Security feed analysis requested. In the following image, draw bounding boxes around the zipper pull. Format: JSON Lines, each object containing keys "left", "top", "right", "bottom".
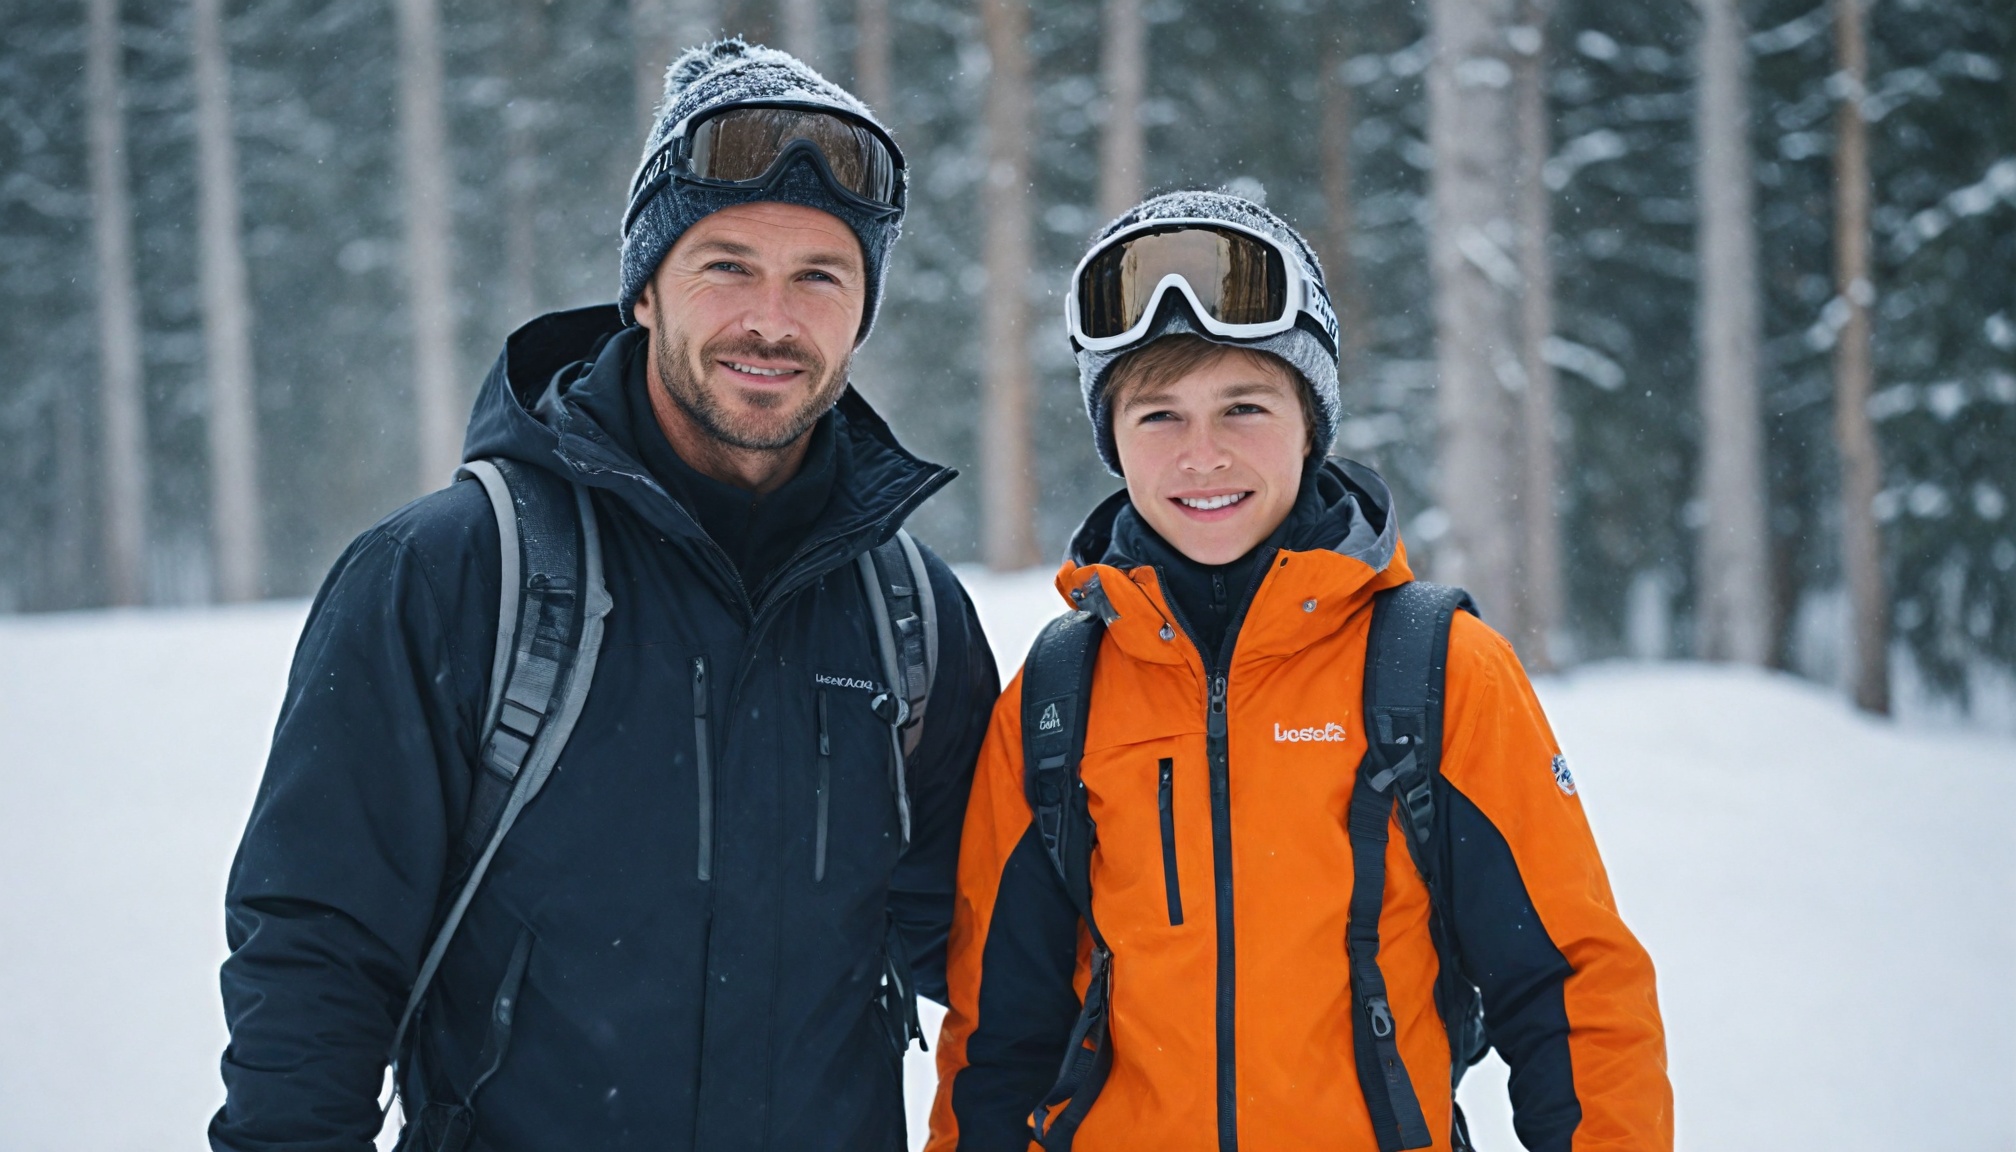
{"left": 692, "top": 656, "right": 708, "bottom": 717}
{"left": 1158, "top": 759, "right": 1173, "bottom": 810}
{"left": 1207, "top": 675, "right": 1227, "bottom": 739}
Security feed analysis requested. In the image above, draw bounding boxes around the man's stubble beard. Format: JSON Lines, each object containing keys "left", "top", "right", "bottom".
{"left": 653, "top": 324, "right": 851, "bottom": 452}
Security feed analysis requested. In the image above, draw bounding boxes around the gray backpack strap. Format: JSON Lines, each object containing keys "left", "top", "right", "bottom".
{"left": 386, "top": 458, "right": 612, "bottom": 1068}
{"left": 857, "top": 528, "right": 937, "bottom": 844}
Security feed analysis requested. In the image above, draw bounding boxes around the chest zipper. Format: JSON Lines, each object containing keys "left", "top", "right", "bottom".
{"left": 1205, "top": 671, "right": 1238, "bottom": 1151}
{"left": 814, "top": 688, "right": 832, "bottom": 883}
{"left": 1158, "top": 757, "right": 1184, "bottom": 926}
{"left": 692, "top": 656, "right": 713, "bottom": 882}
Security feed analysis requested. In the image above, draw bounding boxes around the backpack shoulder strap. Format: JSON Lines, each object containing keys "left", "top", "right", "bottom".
{"left": 1019, "top": 606, "right": 1105, "bottom": 909}
{"left": 1018, "top": 603, "right": 1113, "bottom": 1150}
{"left": 858, "top": 528, "right": 937, "bottom": 844}
{"left": 1363, "top": 580, "right": 1474, "bottom": 844}
{"left": 387, "top": 457, "right": 613, "bottom": 1066}
{"left": 1344, "top": 580, "right": 1478, "bottom": 1152}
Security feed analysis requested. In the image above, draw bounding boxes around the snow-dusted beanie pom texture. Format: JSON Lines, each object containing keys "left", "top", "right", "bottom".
{"left": 618, "top": 38, "right": 905, "bottom": 340}
{"left": 1076, "top": 190, "right": 1342, "bottom": 476}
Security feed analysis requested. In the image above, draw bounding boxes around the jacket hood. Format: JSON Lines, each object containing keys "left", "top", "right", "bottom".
{"left": 462, "top": 304, "right": 953, "bottom": 560}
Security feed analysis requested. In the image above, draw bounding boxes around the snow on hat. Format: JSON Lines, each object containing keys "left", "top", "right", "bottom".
{"left": 618, "top": 38, "right": 905, "bottom": 341}
{"left": 1075, "top": 189, "right": 1342, "bottom": 476}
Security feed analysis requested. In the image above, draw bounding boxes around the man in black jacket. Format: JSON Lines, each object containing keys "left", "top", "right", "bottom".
{"left": 211, "top": 40, "right": 998, "bottom": 1152}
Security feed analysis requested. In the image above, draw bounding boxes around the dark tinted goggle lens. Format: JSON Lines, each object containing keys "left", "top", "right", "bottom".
{"left": 1078, "top": 225, "right": 1287, "bottom": 339}
{"left": 688, "top": 107, "right": 898, "bottom": 205}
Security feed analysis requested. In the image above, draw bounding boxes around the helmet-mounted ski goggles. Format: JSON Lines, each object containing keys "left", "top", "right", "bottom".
{"left": 624, "top": 101, "right": 904, "bottom": 235}
{"left": 1066, "top": 218, "right": 1339, "bottom": 357}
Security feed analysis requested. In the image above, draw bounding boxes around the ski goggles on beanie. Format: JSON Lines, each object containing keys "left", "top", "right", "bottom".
{"left": 1066, "top": 218, "right": 1339, "bottom": 356}
{"left": 625, "top": 101, "right": 904, "bottom": 235}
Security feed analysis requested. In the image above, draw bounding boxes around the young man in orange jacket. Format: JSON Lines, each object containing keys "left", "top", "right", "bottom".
{"left": 927, "top": 191, "right": 1671, "bottom": 1151}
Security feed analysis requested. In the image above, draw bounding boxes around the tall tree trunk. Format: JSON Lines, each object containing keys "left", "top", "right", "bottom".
{"left": 1318, "top": 26, "right": 1368, "bottom": 385}
{"left": 504, "top": 0, "right": 546, "bottom": 326}
{"left": 1097, "top": 0, "right": 1144, "bottom": 221}
{"left": 980, "top": 0, "right": 1036, "bottom": 569}
{"left": 1832, "top": 0, "right": 1888, "bottom": 713}
{"left": 854, "top": 0, "right": 891, "bottom": 117}
{"left": 632, "top": 0, "right": 669, "bottom": 135}
{"left": 1512, "top": 1, "right": 1562, "bottom": 670}
{"left": 191, "top": 0, "right": 264, "bottom": 601}
{"left": 633, "top": 0, "right": 720, "bottom": 137}
{"left": 780, "top": 0, "right": 819, "bottom": 67}
{"left": 1692, "top": 0, "right": 1771, "bottom": 666}
{"left": 1427, "top": 0, "right": 1522, "bottom": 626}
{"left": 86, "top": 0, "right": 148, "bottom": 605}
{"left": 49, "top": 364, "right": 94, "bottom": 609}
{"left": 396, "top": 0, "right": 461, "bottom": 493}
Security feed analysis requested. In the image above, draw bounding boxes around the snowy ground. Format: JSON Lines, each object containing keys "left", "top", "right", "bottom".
{"left": 2, "top": 571, "right": 2012, "bottom": 1151}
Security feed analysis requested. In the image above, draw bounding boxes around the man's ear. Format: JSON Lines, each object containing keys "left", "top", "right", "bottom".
{"left": 634, "top": 274, "right": 658, "bottom": 330}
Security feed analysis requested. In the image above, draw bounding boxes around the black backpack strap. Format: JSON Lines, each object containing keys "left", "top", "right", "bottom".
{"left": 1367, "top": 584, "right": 1488, "bottom": 1089}
{"left": 1019, "top": 608, "right": 1113, "bottom": 1151}
{"left": 1345, "top": 580, "right": 1479, "bottom": 1152}
{"left": 386, "top": 459, "right": 612, "bottom": 1076}
{"left": 859, "top": 528, "right": 937, "bottom": 844}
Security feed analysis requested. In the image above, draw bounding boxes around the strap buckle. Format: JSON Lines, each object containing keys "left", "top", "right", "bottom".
{"left": 869, "top": 691, "right": 911, "bottom": 728}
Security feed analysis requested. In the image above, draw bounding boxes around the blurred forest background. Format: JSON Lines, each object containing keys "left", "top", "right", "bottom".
{"left": 1, "top": 0, "right": 2011, "bottom": 717}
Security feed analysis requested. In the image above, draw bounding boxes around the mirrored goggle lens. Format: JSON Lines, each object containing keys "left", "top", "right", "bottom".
{"left": 1077, "top": 226, "right": 1288, "bottom": 340}
{"left": 689, "top": 107, "right": 898, "bottom": 205}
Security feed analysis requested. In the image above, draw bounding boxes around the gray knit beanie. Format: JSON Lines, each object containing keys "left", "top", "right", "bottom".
{"left": 1075, "top": 190, "right": 1341, "bottom": 475}
{"left": 619, "top": 39, "right": 905, "bottom": 342}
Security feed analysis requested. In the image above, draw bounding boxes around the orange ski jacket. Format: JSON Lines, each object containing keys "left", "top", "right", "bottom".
{"left": 928, "top": 460, "right": 1670, "bottom": 1152}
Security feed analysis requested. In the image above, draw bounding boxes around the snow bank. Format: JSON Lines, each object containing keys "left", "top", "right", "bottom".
{"left": 1, "top": 578, "right": 2010, "bottom": 1150}
{"left": 0, "top": 602, "right": 303, "bottom": 1152}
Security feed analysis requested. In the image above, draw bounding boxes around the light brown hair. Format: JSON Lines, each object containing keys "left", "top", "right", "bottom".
{"left": 1106, "top": 334, "right": 1317, "bottom": 452}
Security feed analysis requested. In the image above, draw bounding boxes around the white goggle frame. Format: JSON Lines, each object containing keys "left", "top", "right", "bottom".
{"left": 1064, "top": 217, "right": 1338, "bottom": 355}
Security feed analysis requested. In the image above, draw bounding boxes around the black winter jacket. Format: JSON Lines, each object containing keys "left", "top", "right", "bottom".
{"left": 211, "top": 306, "right": 999, "bottom": 1152}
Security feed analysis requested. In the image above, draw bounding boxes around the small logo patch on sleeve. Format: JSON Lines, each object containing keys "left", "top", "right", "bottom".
{"left": 1551, "top": 753, "right": 1577, "bottom": 795}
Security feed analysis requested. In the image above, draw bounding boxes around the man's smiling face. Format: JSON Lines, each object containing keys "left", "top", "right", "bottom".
{"left": 633, "top": 201, "right": 867, "bottom": 452}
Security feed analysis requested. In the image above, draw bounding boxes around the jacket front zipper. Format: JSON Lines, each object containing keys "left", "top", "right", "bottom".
{"left": 692, "top": 655, "right": 713, "bottom": 882}
{"left": 1155, "top": 561, "right": 1247, "bottom": 1152}
{"left": 814, "top": 688, "right": 832, "bottom": 882}
{"left": 1206, "top": 670, "right": 1237, "bottom": 1151}
{"left": 1157, "top": 757, "right": 1184, "bottom": 926}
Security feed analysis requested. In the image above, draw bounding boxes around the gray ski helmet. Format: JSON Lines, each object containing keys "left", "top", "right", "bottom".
{"left": 618, "top": 38, "right": 906, "bottom": 341}
{"left": 1075, "top": 190, "right": 1341, "bottom": 476}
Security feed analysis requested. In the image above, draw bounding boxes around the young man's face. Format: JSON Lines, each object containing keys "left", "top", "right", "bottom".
{"left": 633, "top": 202, "right": 867, "bottom": 451}
{"left": 1112, "top": 350, "right": 1309, "bottom": 566}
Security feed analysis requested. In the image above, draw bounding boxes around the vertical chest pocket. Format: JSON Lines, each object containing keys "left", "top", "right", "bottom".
{"left": 1157, "top": 757, "right": 1184, "bottom": 926}
{"left": 807, "top": 672, "right": 901, "bottom": 883}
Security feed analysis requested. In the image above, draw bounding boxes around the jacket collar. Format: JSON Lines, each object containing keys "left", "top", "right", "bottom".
{"left": 1054, "top": 456, "right": 1413, "bottom": 670}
